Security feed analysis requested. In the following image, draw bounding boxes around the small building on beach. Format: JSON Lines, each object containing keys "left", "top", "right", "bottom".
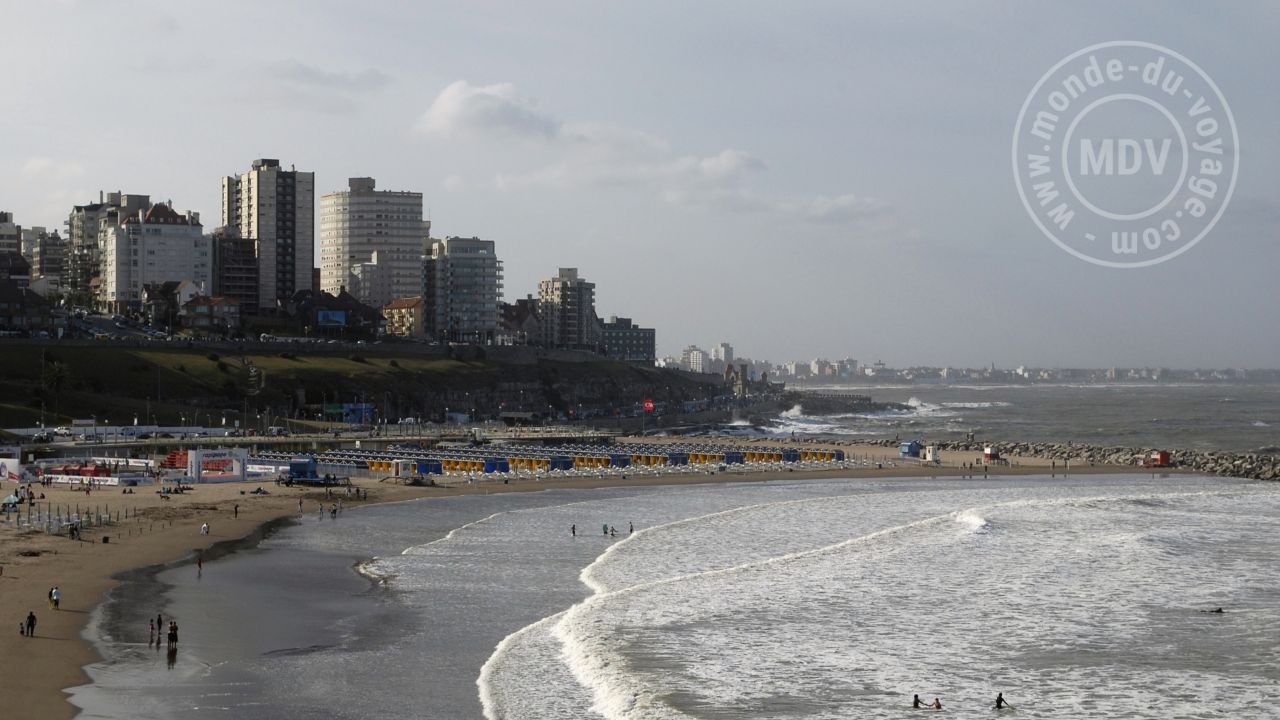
{"left": 899, "top": 440, "right": 922, "bottom": 459}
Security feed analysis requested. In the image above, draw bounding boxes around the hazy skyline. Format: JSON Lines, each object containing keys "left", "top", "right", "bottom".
{"left": 3, "top": 1, "right": 1276, "bottom": 367}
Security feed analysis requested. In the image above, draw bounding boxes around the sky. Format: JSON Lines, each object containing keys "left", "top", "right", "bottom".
{"left": 2, "top": 0, "right": 1277, "bottom": 368}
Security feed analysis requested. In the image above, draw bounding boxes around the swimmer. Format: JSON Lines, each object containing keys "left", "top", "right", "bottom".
{"left": 930, "top": 698, "right": 942, "bottom": 710}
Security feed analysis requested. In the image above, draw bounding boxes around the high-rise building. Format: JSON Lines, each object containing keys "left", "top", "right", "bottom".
{"left": 0, "top": 212, "right": 20, "bottom": 254}
{"left": 600, "top": 316, "right": 656, "bottom": 362}
{"left": 319, "top": 177, "right": 426, "bottom": 309}
{"left": 210, "top": 226, "right": 260, "bottom": 311}
{"left": 711, "top": 342, "right": 734, "bottom": 364}
{"left": 537, "top": 268, "right": 598, "bottom": 350}
{"left": 99, "top": 203, "right": 211, "bottom": 313}
{"left": 66, "top": 192, "right": 152, "bottom": 298}
{"left": 221, "top": 159, "right": 314, "bottom": 312}
{"left": 424, "top": 236, "right": 503, "bottom": 343}
{"left": 25, "top": 227, "right": 66, "bottom": 283}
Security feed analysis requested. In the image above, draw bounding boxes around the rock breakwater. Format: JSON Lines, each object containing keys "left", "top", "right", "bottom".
{"left": 866, "top": 439, "right": 1280, "bottom": 481}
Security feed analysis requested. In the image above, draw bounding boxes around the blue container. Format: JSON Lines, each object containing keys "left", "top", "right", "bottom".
{"left": 416, "top": 460, "right": 443, "bottom": 475}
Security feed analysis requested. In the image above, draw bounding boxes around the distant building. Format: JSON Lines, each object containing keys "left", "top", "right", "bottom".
{"left": 680, "top": 344, "right": 710, "bottom": 373}
{"left": 0, "top": 279, "right": 50, "bottom": 330}
{"left": 499, "top": 296, "right": 542, "bottom": 345}
{"left": 182, "top": 296, "right": 241, "bottom": 332}
{"left": 221, "top": 159, "right": 314, "bottom": 312}
{"left": 66, "top": 192, "right": 152, "bottom": 298}
{"left": 287, "top": 288, "right": 385, "bottom": 338}
{"left": 711, "top": 342, "right": 734, "bottom": 364}
{"left": 320, "top": 177, "right": 427, "bottom": 309}
{"left": 537, "top": 268, "right": 597, "bottom": 350}
{"left": 99, "top": 203, "right": 211, "bottom": 313}
{"left": 23, "top": 227, "right": 65, "bottom": 286}
{"left": 0, "top": 252, "right": 32, "bottom": 290}
{"left": 210, "top": 226, "right": 260, "bottom": 313}
{"left": 424, "top": 236, "right": 502, "bottom": 343}
{"left": 0, "top": 212, "right": 20, "bottom": 254}
{"left": 382, "top": 296, "right": 425, "bottom": 338}
{"left": 600, "top": 316, "right": 656, "bottom": 362}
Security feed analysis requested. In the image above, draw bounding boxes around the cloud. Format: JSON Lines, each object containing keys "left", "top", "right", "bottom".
{"left": 273, "top": 60, "right": 392, "bottom": 93}
{"left": 22, "top": 157, "right": 85, "bottom": 180}
{"left": 227, "top": 60, "right": 392, "bottom": 116}
{"left": 422, "top": 79, "right": 890, "bottom": 228}
{"left": 417, "top": 80, "right": 560, "bottom": 139}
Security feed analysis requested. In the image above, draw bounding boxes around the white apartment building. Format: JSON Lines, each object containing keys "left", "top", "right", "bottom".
{"left": 424, "top": 236, "right": 503, "bottom": 343}
{"left": 99, "top": 204, "right": 211, "bottom": 313}
{"left": 221, "top": 159, "right": 314, "bottom": 312}
{"left": 711, "top": 342, "right": 734, "bottom": 364}
{"left": 320, "top": 177, "right": 426, "bottom": 309}
{"left": 538, "top": 267, "right": 598, "bottom": 349}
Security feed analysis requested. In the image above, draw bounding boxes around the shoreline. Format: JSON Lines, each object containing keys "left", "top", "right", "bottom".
{"left": 0, "top": 441, "right": 1192, "bottom": 720}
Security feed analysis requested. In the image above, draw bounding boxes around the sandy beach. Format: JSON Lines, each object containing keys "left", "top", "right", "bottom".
{"left": 0, "top": 438, "right": 1167, "bottom": 719}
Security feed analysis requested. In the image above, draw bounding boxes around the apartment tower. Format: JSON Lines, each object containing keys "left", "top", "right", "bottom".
{"left": 221, "top": 159, "right": 314, "bottom": 312}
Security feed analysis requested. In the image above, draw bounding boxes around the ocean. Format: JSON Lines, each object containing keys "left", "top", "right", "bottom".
{"left": 758, "top": 383, "right": 1280, "bottom": 453}
{"left": 71, "top": 472, "right": 1280, "bottom": 719}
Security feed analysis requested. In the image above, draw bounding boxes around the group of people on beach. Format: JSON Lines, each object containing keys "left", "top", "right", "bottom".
{"left": 569, "top": 522, "right": 634, "bottom": 538}
{"left": 149, "top": 614, "right": 179, "bottom": 648}
{"left": 913, "top": 692, "right": 1011, "bottom": 710}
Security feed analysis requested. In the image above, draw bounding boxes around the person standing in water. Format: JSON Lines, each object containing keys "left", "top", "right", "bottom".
{"left": 571, "top": 524, "right": 576, "bottom": 538}
{"left": 912, "top": 694, "right": 924, "bottom": 708}
{"left": 930, "top": 698, "right": 942, "bottom": 709}
{"left": 995, "top": 692, "right": 1011, "bottom": 709}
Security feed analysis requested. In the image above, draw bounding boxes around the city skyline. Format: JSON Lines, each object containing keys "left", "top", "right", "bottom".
{"left": 2, "top": 1, "right": 1277, "bottom": 367}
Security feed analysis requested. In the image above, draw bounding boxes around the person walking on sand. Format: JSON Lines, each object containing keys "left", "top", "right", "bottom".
{"left": 234, "top": 504, "right": 239, "bottom": 518}
{"left": 25, "top": 611, "right": 36, "bottom": 637}
{"left": 200, "top": 522, "right": 209, "bottom": 535}
{"left": 48, "top": 587, "right": 54, "bottom": 609}
{"left": 298, "top": 499, "right": 303, "bottom": 514}
{"left": 51, "top": 586, "right": 60, "bottom": 610}
{"left": 149, "top": 618, "right": 155, "bottom": 645}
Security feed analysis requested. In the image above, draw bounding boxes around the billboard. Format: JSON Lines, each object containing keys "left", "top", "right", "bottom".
{"left": 0, "top": 446, "right": 21, "bottom": 482}
{"left": 316, "top": 310, "right": 347, "bottom": 328}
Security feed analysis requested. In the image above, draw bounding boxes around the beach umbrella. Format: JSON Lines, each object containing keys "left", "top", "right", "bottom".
{"left": 2, "top": 495, "right": 18, "bottom": 504}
